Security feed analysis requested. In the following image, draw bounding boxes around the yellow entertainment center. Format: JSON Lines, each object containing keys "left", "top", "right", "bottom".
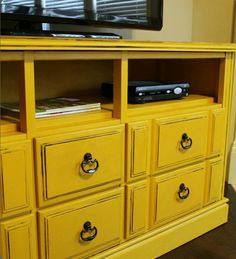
{"left": 0, "top": 37, "right": 235, "bottom": 258}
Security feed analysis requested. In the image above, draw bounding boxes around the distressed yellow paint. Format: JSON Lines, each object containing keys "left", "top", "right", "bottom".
{"left": 0, "top": 37, "right": 235, "bottom": 259}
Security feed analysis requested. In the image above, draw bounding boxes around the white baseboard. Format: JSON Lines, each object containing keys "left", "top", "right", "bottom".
{"left": 228, "top": 142, "right": 236, "bottom": 191}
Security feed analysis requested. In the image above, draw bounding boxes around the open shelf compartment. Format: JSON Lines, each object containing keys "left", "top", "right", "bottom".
{"left": 0, "top": 60, "right": 25, "bottom": 137}
{"left": 126, "top": 56, "right": 225, "bottom": 116}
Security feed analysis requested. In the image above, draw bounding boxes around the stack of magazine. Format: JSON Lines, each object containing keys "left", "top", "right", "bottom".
{"left": 0, "top": 97, "right": 101, "bottom": 118}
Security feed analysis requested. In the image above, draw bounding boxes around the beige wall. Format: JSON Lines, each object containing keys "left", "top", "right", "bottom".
{"left": 131, "top": 0, "right": 193, "bottom": 41}
{"left": 192, "top": 0, "right": 234, "bottom": 42}
{"left": 128, "top": 0, "right": 234, "bottom": 43}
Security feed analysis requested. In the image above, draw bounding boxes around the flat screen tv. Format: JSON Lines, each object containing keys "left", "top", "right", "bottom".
{"left": 0, "top": 0, "right": 163, "bottom": 39}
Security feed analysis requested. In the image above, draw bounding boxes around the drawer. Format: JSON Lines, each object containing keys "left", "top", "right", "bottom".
{"left": 153, "top": 112, "right": 208, "bottom": 172}
{"left": 150, "top": 163, "right": 205, "bottom": 226}
{"left": 0, "top": 214, "right": 38, "bottom": 259}
{"left": 35, "top": 125, "right": 124, "bottom": 203}
{"left": 38, "top": 188, "right": 124, "bottom": 259}
{"left": 0, "top": 140, "right": 34, "bottom": 219}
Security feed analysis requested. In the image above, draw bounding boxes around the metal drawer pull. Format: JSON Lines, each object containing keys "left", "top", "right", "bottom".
{"left": 178, "top": 183, "right": 190, "bottom": 199}
{"left": 81, "top": 153, "right": 99, "bottom": 174}
{"left": 180, "top": 133, "right": 192, "bottom": 150}
{"left": 80, "top": 221, "right": 98, "bottom": 241}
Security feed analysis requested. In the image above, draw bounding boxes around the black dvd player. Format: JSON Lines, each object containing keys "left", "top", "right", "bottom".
{"left": 101, "top": 80, "right": 190, "bottom": 104}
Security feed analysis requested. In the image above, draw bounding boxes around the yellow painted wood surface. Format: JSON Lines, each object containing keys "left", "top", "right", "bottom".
{"left": 209, "top": 109, "right": 226, "bottom": 156}
{"left": 34, "top": 125, "right": 124, "bottom": 206}
{"left": 0, "top": 140, "right": 34, "bottom": 219}
{"left": 0, "top": 214, "right": 38, "bottom": 259}
{"left": 150, "top": 163, "right": 205, "bottom": 226}
{"left": 37, "top": 125, "right": 124, "bottom": 200}
{"left": 126, "top": 180, "right": 149, "bottom": 239}
{"left": 1, "top": 36, "right": 236, "bottom": 51}
{"left": 205, "top": 158, "right": 224, "bottom": 205}
{"left": 38, "top": 188, "right": 124, "bottom": 259}
{"left": 0, "top": 37, "right": 235, "bottom": 259}
{"left": 126, "top": 121, "right": 151, "bottom": 181}
{"left": 153, "top": 112, "right": 208, "bottom": 172}
{"left": 94, "top": 202, "right": 228, "bottom": 259}
{"left": 0, "top": 118, "right": 19, "bottom": 134}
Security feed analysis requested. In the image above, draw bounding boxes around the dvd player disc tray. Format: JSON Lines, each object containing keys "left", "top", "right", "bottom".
{"left": 101, "top": 80, "right": 190, "bottom": 104}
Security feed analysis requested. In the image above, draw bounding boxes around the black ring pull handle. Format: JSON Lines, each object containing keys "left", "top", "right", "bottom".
{"left": 80, "top": 221, "right": 98, "bottom": 242}
{"left": 180, "top": 133, "right": 192, "bottom": 150}
{"left": 178, "top": 183, "right": 190, "bottom": 200}
{"left": 81, "top": 153, "right": 99, "bottom": 174}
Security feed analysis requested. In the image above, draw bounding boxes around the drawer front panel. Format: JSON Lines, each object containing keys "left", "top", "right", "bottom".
{"left": 151, "top": 163, "right": 205, "bottom": 226}
{"left": 37, "top": 126, "right": 124, "bottom": 200}
{"left": 154, "top": 112, "right": 208, "bottom": 171}
{"left": 39, "top": 189, "right": 124, "bottom": 259}
{"left": 0, "top": 141, "right": 33, "bottom": 218}
{"left": 0, "top": 214, "right": 38, "bottom": 259}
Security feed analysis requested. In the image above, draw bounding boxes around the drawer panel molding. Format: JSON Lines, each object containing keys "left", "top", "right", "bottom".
{"left": 38, "top": 188, "right": 124, "bottom": 259}
{"left": 153, "top": 112, "right": 209, "bottom": 173}
{"left": 150, "top": 163, "right": 206, "bottom": 227}
{"left": 0, "top": 214, "right": 38, "bottom": 259}
{"left": 35, "top": 125, "right": 124, "bottom": 205}
{"left": 0, "top": 141, "right": 34, "bottom": 218}
{"left": 126, "top": 121, "right": 150, "bottom": 181}
{"left": 126, "top": 180, "right": 149, "bottom": 239}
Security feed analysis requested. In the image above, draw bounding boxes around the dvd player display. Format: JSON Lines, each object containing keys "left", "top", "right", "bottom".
{"left": 101, "top": 80, "right": 190, "bottom": 104}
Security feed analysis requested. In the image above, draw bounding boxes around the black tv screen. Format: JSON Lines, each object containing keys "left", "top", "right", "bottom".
{"left": 1, "top": 0, "right": 163, "bottom": 38}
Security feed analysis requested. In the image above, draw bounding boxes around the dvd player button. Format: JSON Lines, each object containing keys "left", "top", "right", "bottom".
{"left": 174, "top": 87, "right": 182, "bottom": 94}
